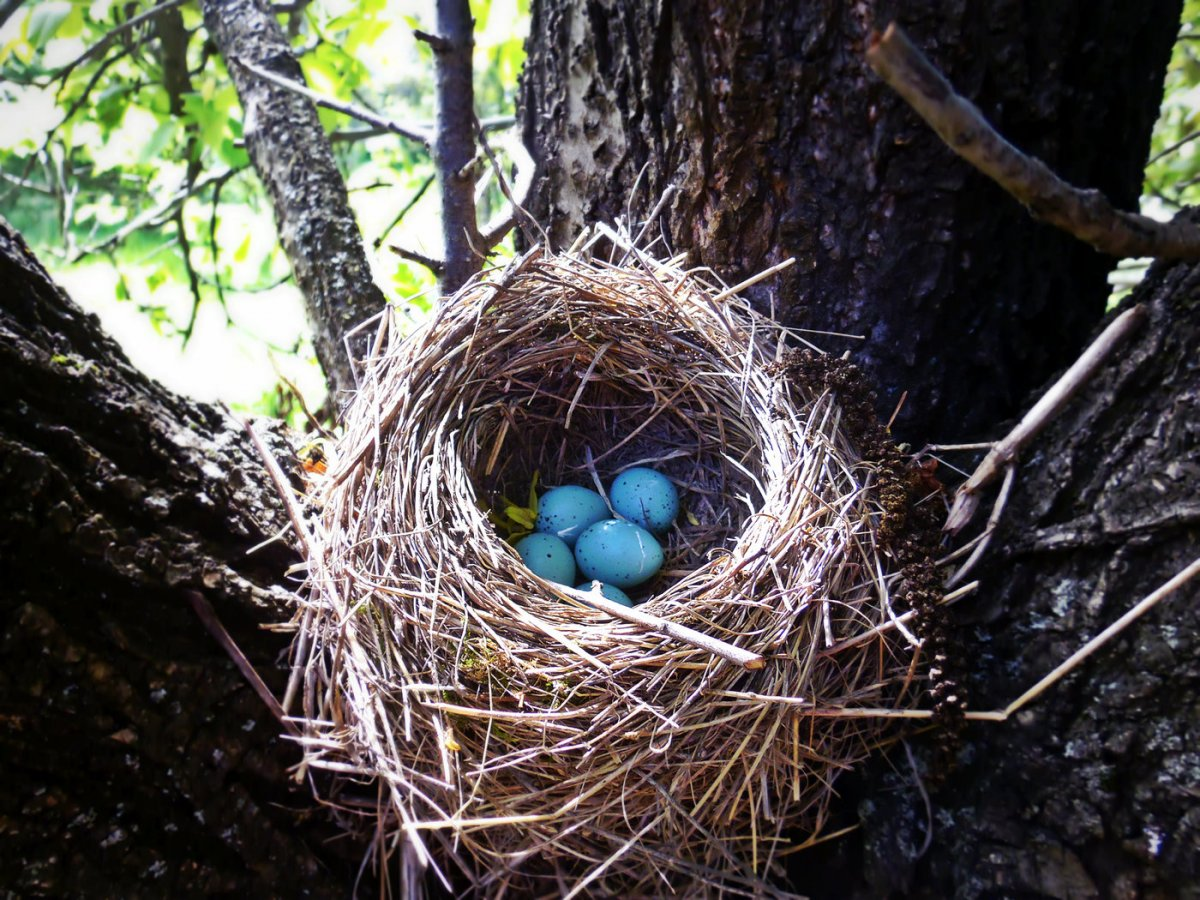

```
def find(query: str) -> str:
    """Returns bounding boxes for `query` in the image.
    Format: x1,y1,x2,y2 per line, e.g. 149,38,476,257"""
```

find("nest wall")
296,248,919,897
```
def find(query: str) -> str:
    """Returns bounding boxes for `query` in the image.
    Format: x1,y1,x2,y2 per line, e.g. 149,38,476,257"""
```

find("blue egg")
609,467,679,534
574,519,663,589
515,533,576,584
576,580,634,607
535,485,610,547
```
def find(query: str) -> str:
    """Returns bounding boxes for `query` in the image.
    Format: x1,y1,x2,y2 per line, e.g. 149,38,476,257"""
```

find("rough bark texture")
521,0,1199,896
0,219,351,896
791,260,1200,898
203,0,385,403
519,0,1180,443
429,0,483,293
921,271,1200,895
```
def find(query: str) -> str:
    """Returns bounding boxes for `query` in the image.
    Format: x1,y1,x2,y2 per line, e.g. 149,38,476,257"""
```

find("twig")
53,0,190,81
233,57,431,148
186,589,295,733
560,584,765,670
944,303,1147,533
1148,128,1200,165
70,167,240,263
207,169,241,309
711,258,797,303
374,173,436,250
174,206,205,347
389,243,445,276
331,114,515,144
867,22,1200,259
903,741,934,859
476,124,540,249
996,556,1200,720
945,463,1015,588
243,418,316,557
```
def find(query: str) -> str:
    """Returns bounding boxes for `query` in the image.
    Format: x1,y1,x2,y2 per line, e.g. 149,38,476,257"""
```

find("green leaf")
26,3,72,50
137,120,177,163
233,233,251,262
503,502,536,529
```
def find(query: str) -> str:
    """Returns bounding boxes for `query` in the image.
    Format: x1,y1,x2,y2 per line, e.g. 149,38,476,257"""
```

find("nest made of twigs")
294,241,920,897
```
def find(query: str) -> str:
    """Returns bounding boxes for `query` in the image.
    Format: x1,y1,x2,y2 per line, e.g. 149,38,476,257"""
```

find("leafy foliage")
0,0,528,420
1145,0,1200,208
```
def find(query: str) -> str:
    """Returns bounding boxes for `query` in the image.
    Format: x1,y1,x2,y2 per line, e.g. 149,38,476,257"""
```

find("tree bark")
0,219,351,896
426,0,483,293
1,1,1195,897
203,0,385,402
792,261,1200,898
520,0,1180,442
522,0,1198,895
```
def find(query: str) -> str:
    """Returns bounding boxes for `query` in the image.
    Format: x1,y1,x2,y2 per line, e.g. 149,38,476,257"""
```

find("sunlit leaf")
26,3,73,49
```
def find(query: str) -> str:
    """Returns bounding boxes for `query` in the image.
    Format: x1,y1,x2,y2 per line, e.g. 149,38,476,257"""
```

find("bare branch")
53,0,190,81
388,243,445,276
945,303,1147,533
477,129,538,250
373,173,436,250
867,22,1200,260
233,57,432,148
422,0,482,293
204,0,389,400
70,167,239,263
174,207,205,347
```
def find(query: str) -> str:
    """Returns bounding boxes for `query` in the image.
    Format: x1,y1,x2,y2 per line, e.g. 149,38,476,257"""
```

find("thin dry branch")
477,128,538,250
53,0,190,81
986,556,1200,721
234,57,432,148
388,243,445,275
945,303,1147,532
867,22,1200,259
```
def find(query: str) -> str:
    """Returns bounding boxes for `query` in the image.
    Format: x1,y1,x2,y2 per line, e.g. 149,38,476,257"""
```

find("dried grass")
292,241,919,897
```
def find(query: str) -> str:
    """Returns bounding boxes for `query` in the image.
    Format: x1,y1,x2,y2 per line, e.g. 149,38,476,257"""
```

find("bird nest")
293,243,924,897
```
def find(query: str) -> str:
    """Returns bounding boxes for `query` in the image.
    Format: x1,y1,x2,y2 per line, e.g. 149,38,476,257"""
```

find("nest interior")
297,246,921,897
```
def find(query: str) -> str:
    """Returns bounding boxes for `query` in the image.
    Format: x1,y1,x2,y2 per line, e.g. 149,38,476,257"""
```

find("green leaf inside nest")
487,472,540,541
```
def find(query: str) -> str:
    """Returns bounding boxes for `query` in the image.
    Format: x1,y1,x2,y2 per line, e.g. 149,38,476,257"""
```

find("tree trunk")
1,0,1195,896
521,0,1199,896
793,264,1200,898
0,220,351,896
203,0,386,401
520,0,1179,442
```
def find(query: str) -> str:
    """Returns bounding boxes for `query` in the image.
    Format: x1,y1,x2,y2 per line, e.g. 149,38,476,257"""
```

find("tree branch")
421,0,482,293
944,302,1148,533
373,173,435,249
388,243,445,276
234,57,432,148
53,0,190,81
866,22,1200,260
477,127,538,251
70,167,238,262
203,0,388,401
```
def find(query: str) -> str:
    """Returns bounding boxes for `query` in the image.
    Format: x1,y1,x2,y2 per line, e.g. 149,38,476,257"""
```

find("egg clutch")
513,467,680,606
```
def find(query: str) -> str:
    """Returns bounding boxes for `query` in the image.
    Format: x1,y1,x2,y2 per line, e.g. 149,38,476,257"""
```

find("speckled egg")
576,580,634,607
609,467,679,534
515,533,576,585
535,485,610,547
574,519,663,589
